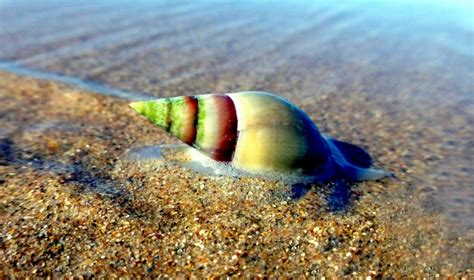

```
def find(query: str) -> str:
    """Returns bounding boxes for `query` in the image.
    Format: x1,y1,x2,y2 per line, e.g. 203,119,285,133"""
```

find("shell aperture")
130,91,387,182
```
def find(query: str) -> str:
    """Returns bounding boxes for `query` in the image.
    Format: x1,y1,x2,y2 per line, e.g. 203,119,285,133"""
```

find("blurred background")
1,0,472,100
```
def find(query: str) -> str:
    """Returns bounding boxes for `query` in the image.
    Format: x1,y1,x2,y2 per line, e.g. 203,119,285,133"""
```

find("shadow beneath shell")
327,180,352,212
290,180,352,213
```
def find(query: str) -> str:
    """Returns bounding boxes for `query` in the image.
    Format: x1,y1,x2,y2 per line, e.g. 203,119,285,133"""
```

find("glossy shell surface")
130,92,331,174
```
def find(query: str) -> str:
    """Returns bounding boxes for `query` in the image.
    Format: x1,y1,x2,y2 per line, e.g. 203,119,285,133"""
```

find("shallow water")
1,0,473,276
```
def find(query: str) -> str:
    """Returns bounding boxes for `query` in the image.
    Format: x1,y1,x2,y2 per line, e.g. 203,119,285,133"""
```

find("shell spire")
130,94,238,162
130,96,199,145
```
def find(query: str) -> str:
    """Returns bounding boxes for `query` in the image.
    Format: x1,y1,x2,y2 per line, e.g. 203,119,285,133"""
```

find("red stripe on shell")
181,96,198,145
209,95,238,162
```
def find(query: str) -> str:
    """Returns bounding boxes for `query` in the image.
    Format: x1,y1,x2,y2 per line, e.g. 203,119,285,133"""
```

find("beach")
0,1,473,277
1,71,471,277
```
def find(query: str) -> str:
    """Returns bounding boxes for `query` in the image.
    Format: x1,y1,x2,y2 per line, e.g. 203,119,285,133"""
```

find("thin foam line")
0,60,153,101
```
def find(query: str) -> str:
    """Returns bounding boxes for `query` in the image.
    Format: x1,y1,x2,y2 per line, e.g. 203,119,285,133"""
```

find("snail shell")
130,91,386,182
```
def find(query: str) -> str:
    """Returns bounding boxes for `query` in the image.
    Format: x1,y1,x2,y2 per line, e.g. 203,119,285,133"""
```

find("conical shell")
130,92,331,174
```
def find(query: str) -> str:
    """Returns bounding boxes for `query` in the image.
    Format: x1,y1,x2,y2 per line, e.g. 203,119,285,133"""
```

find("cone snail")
130,92,387,182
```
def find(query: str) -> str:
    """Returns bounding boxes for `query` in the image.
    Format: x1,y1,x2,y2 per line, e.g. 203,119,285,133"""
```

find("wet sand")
1,0,473,277
0,71,471,277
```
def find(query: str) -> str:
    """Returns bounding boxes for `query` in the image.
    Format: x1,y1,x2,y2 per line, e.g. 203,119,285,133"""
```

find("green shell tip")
129,101,146,114
129,99,171,129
